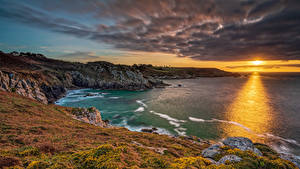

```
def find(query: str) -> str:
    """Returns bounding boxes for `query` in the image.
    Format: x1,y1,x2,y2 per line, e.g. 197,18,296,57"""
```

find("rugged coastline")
0,51,238,104
2,51,299,168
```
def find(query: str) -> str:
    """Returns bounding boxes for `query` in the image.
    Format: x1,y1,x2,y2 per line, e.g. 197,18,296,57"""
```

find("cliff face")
0,71,48,104
0,51,164,103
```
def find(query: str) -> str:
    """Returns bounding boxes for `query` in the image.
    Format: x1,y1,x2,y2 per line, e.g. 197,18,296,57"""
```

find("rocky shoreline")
69,105,300,168
0,51,238,104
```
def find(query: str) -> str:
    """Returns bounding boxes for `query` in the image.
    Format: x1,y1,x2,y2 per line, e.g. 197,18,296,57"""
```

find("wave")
150,110,187,136
189,117,251,132
109,96,120,99
174,128,186,136
118,119,172,135
257,133,300,147
136,100,148,108
189,116,300,149
134,107,145,112
151,111,186,123
169,121,181,127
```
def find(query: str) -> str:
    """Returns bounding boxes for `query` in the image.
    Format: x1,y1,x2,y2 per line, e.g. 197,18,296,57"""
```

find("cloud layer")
0,0,299,61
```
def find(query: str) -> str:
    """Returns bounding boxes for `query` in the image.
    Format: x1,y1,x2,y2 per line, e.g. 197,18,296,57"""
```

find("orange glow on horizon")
58,51,300,72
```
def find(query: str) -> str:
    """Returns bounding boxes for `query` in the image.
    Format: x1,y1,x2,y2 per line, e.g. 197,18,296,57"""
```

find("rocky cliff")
0,51,164,103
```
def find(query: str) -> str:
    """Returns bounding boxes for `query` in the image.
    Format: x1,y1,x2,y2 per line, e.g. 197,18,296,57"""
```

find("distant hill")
0,51,238,103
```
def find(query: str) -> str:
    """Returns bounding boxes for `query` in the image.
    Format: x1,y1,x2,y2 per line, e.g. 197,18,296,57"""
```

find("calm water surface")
56,73,300,155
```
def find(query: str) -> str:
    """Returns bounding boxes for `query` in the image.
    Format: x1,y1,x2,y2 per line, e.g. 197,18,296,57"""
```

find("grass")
0,91,297,169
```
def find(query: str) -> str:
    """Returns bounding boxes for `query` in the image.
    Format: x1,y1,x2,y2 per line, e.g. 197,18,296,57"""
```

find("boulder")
218,155,242,164
202,144,221,158
223,137,262,156
71,107,107,127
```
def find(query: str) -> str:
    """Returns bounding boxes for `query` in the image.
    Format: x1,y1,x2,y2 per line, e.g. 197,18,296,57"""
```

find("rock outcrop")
0,51,165,103
202,144,221,158
223,137,262,156
200,137,298,167
71,107,108,127
0,71,48,104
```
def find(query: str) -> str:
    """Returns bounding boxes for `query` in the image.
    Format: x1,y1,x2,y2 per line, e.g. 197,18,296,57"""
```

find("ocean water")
56,72,300,155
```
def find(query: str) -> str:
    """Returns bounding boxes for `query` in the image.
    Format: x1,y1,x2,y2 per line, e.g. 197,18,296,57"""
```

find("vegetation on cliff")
0,91,297,169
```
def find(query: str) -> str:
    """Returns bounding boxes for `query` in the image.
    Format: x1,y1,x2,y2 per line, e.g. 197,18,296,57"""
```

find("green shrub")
27,161,49,169
170,156,212,168
71,144,128,169
16,146,40,157
254,143,279,159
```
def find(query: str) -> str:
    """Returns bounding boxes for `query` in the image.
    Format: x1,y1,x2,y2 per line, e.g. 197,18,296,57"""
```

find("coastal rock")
223,137,262,156
202,144,221,158
0,71,48,104
141,128,158,133
217,155,242,164
71,107,108,127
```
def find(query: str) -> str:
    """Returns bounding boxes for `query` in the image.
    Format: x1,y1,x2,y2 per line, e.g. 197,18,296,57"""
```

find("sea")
55,72,300,156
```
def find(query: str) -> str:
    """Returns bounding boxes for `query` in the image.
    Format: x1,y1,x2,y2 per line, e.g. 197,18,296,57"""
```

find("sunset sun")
252,60,264,65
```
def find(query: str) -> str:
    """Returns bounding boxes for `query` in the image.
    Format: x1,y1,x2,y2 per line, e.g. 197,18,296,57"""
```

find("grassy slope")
0,91,296,169
0,91,207,168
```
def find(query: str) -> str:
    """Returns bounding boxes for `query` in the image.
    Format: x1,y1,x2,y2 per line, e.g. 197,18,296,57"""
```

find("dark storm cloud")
0,0,299,61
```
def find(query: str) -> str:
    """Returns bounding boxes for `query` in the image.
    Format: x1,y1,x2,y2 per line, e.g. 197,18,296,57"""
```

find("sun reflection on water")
222,73,274,142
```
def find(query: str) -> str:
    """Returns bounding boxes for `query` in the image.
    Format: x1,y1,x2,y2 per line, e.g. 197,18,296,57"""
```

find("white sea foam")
136,100,148,108
149,111,187,135
174,128,186,136
177,127,187,131
257,133,300,147
119,119,172,135
134,107,145,112
169,121,181,127
189,117,250,132
151,111,186,123
189,117,205,122
189,116,300,151
109,96,120,99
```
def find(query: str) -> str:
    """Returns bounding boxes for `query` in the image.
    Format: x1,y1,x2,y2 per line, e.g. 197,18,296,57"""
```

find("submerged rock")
141,128,155,133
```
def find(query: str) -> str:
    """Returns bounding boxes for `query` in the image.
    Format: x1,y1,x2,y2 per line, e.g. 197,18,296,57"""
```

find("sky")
0,0,300,72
